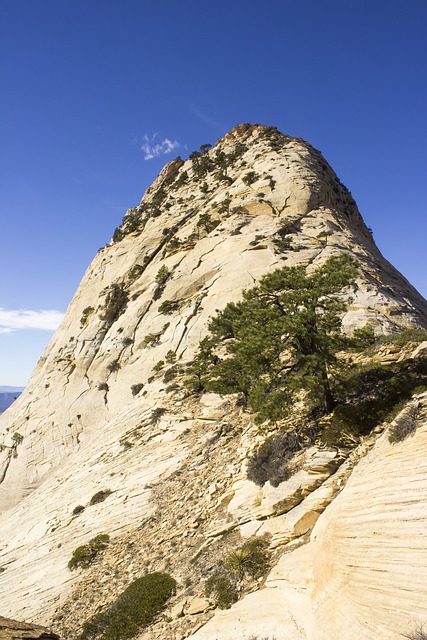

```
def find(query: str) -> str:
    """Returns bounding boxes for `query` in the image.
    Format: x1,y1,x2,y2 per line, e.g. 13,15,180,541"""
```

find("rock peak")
0,125,426,639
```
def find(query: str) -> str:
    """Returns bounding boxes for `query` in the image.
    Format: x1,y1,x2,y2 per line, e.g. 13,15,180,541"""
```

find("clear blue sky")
1,0,426,386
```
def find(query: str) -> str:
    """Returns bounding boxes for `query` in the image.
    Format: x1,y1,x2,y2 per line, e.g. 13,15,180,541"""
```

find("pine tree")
189,254,358,422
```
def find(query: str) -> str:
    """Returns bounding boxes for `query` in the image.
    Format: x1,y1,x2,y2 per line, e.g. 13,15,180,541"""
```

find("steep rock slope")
0,124,426,636
189,391,427,640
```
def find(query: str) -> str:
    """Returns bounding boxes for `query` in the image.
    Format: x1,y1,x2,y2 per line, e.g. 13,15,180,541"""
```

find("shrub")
112,227,123,243
90,489,112,505
388,404,419,443
322,358,427,446
217,195,232,214
158,300,179,315
131,383,144,396
162,366,178,383
150,407,166,424
11,432,24,445
80,306,95,328
98,383,109,392
68,534,110,570
127,265,144,282
72,505,85,516
79,572,176,640
142,333,161,348
247,425,318,486
165,237,182,254
165,350,176,364
107,360,121,373
205,571,238,609
242,171,257,186
152,360,165,372
225,539,269,579
154,265,171,288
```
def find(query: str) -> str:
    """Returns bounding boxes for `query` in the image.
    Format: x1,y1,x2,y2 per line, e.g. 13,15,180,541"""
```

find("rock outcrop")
0,616,58,640
0,124,426,639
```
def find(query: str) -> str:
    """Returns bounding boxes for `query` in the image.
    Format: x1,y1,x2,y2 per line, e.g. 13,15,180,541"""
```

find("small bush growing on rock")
225,538,269,579
142,333,161,348
155,265,171,288
131,383,144,396
68,534,110,570
247,425,318,486
205,571,238,609
204,538,270,610
80,306,95,328
163,366,179,383
79,572,176,640
158,300,179,315
388,404,419,443
150,407,166,424
72,505,85,516
165,350,176,364
127,265,144,282
242,171,257,186
152,360,165,372
90,489,112,505
107,360,121,373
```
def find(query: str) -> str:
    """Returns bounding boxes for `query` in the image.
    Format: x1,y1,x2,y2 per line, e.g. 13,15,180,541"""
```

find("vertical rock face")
0,124,426,637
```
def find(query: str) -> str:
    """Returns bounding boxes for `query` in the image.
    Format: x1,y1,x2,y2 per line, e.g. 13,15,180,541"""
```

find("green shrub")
162,366,178,383
72,505,85,516
165,237,181,253
131,383,144,396
107,360,121,373
225,539,269,579
127,265,144,282
388,403,420,443
112,228,123,243
217,195,232,214
150,407,166,423
322,358,427,446
205,571,238,609
204,538,270,610
154,265,171,288
158,300,179,315
153,360,165,372
142,333,161,348
90,489,112,505
80,306,95,328
242,171,257,186
68,534,110,571
165,350,176,364
79,572,176,640
247,423,318,486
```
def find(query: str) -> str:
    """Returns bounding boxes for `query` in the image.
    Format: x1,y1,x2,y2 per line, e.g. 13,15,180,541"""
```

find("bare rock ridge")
0,124,426,640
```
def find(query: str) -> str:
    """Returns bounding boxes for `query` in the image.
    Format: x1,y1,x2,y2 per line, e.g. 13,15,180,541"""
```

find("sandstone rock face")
189,392,427,640
0,124,426,638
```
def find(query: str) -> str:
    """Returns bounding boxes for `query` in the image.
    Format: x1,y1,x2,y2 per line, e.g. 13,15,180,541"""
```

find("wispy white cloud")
141,134,180,160
0,308,64,333
189,104,226,132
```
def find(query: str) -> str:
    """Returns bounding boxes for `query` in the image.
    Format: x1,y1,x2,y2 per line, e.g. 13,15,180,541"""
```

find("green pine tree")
189,254,358,422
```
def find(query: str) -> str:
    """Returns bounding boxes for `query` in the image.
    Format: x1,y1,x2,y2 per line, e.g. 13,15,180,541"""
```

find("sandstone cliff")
0,124,426,640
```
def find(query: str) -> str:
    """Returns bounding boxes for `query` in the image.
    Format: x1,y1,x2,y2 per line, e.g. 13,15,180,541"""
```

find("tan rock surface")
0,124,426,637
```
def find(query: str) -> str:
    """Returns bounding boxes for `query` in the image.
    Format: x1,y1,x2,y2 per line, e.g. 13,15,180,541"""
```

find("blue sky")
1,0,426,386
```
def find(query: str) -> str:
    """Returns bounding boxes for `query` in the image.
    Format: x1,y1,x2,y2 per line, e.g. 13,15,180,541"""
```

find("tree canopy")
187,254,358,423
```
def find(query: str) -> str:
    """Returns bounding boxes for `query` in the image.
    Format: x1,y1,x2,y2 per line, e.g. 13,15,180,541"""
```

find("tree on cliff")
187,254,358,423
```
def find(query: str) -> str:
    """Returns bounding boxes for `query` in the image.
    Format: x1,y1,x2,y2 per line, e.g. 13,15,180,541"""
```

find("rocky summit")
0,124,426,640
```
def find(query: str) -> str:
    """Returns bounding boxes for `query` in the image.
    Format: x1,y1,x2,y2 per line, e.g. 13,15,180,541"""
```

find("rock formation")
0,124,426,640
